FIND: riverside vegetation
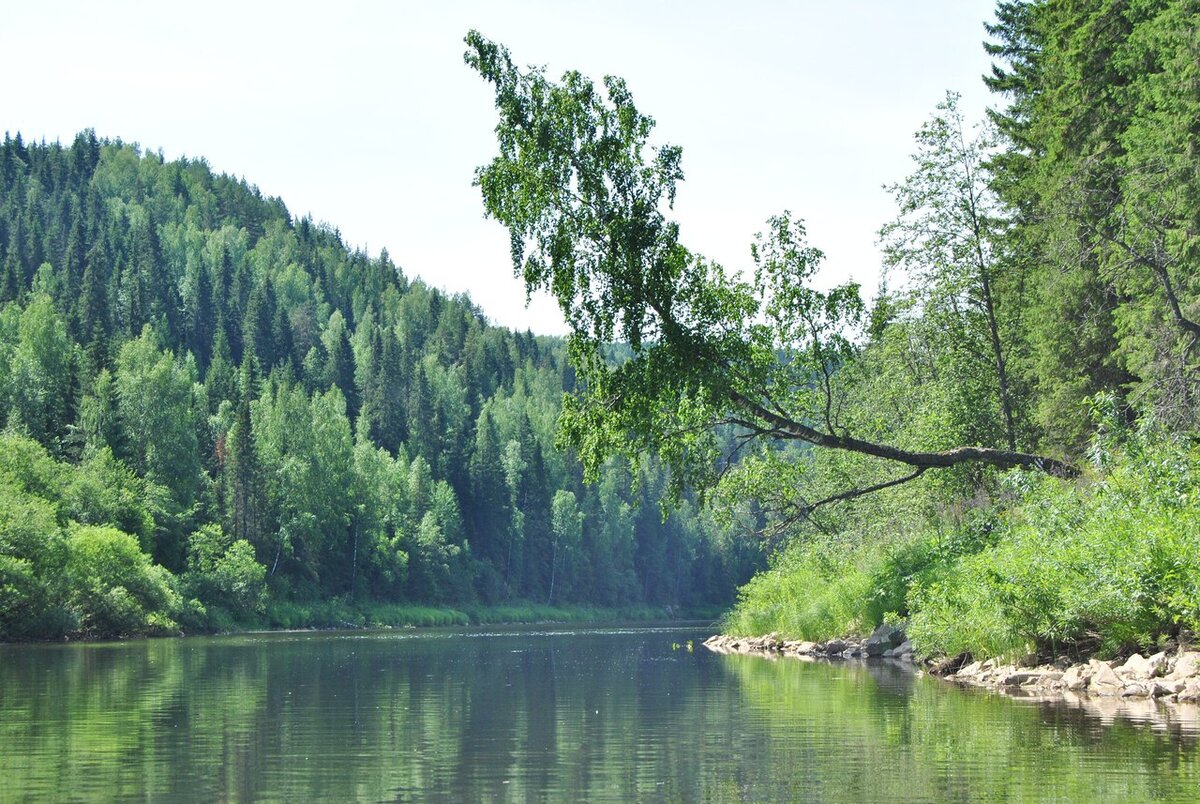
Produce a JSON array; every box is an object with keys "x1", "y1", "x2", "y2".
[
  {"x1": 716, "y1": 0, "x2": 1200, "y2": 666},
  {"x1": 0, "y1": 138, "x2": 759, "y2": 640},
  {"x1": 462, "y1": 0, "x2": 1200, "y2": 672},
  {"x1": 4, "y1": 0, "x2": 1200, "y2": 667}
]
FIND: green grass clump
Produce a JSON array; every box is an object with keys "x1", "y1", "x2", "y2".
[
  {"x1": 909, "y1": 432, "x2": 1200, "y2": 659},
  {"x1": 259, "y1": 599, "x2": 695, "y2": 632},
  {"x1": 727, "y1": 427, "x2": 1200, "y2": 662},
  {"x1": 721, "y1": 538, "x2": 926, "y2": 642}
]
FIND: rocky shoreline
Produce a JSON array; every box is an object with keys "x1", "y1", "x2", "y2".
[{"x1": 703, "y1": 626, "x2": 1200, "y2": 705}]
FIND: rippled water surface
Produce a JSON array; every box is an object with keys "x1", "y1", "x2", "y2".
[{"x1": 2, "y1": 625, "x2": 1199, "y2": 801}]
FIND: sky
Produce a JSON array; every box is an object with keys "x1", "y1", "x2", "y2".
[{"x1": 2, "y1": 1, "x2": 1000, "y2": 335}]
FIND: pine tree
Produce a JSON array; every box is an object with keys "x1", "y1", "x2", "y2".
[
  {"x1": 185, "y1": 255, "x2": 215, "y2": 370},
  {"x1": 225, "y1": 359, "x2": 265, "y2": 556}
]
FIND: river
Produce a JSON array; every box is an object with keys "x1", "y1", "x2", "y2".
[{"x1": 2, "y1": 624, "x2": 1198, "y2": 801}]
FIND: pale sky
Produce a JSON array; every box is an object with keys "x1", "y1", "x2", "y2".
[{"x1": 2, "y1": 1, "x2": 1000, "y2": 335}]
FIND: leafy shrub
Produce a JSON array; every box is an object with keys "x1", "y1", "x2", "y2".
[
  {"x1": 0, "y1": 480, "x2": 68, "y2": 639},
  {"x1": 63, "y1": 525, "x2": 181, "y2": 638},
  {"x1": 182, "y1": 524, "x2": 267, "y2": 618},
  {"x1": 908, "y1": 429, "x2": 1200, "y2": 659}
]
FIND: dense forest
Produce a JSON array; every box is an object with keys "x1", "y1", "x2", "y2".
[
  {"x1": 6, "y1": 0, "x2": 1200, "y2": 659},
  {"x1": 0, "y1": 129, "x2": 762, "y2": 640},
  {"x1": 464, "y1": 0, "x2": 1200, "y2": 662}
]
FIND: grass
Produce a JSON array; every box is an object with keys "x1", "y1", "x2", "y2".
[
  {"x1": 256, "y1": 598, "x2": 717, "y2": 633},
  {"x1": 723, "y1": 427, "x2": 1200, "y2": 662}
]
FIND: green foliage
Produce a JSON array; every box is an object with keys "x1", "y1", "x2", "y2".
[
  {"x1": 0, "y1": 127, "x2": 763, "y2": 640},
  {"x1": 63, "y1": 525, "x2": 182, "y2": 638},
  {"x1": 182, "y1": 524, "x2": 267, "y2": 618},
  {"x1": 4, "y1": 293, "x2": 75, "y2": 451},
  {"x1": 909, "y1": 429, "x2": 1200, "y2": 659},
  {"x1": 0, "y1": 478, "x2": 67, "y2": 639}
]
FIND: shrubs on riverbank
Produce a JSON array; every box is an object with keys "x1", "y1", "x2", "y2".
[
  {"x1": 724, "y1": 426, "x2": 1200, "y2": 662},
  {"x1": 0, "y1": 431, "x2": 709, "y2": 642}
]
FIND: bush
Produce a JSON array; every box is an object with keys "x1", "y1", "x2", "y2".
[
  {"x1": 182, "y1": 524, "x2": 267, "y2": 618},
  {"x1": 723, "y1": 428, "x2": 1200, "y2": 662},
  {"x1": 0, "y1": 481, "x2": 68, "y2": 639},
  {"x1": 908, "y1": 430, "x2": 1200, "y2": 659},
  {"x1": 722, "y1": 539, "x2": 895, "y2": 641},
  {"x1": 63, "y1": 525, "x2": 182, "y2": 638}
]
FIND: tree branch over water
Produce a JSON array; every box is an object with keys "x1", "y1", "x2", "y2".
[{"x1": 464, "y1": 31, "x2": 1077, "y2": 513}]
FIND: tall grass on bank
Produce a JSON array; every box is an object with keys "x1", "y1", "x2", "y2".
[
  {"x1": 262, "y1": 600, "x2": 714, "y2": 632},
  {"x1": 724, "y1": 427, "x2": 1200, "y2": 661}
]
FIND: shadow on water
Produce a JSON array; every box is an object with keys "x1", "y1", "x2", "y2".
[{"x1": 1, "y1": 626, "x2": 1198, "y2": 801}]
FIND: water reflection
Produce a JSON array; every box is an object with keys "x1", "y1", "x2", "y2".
[{"x1": 1, "y1": 626, "x2": 1197, "y2": 801}]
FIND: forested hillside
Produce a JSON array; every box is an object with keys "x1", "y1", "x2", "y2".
[
  {"x1": 0, "y1": 133, "x2": 761, "y2": 639},
  {"x1": 465, "y1": 0, "x2": 1200, "y2": 662}
]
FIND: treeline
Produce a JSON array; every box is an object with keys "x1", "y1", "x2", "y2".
[
  {"x1": 727, "y1": 0, "x2": 1200, "y2": 659},
  {"x1": 0, "y1": 132, "x2": 760, "y2": 639}
]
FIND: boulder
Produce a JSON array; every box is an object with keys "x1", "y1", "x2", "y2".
[
  {"x1": 957, "y1": 661, "x2": 984, "y2": 679},
  {"x1": 1167, "y1": 651, "x2": 1200, "y2": 681},
  {"x1": 1088, "y1": 661, "x2": 1123, "y2": 695},
  {"x1": 999, "y1": 671, "x2": 1028, "y2": 686},
  {"x1": 1118, "y1": 652, "x2": 1166, "y2": 680},
  {"x1": 1120, "y1": 683, "x2": 1151, "y2": 698},
  {"x1": 1150, "y1": 679, "x2": 1185, "y2": 697},
  {"x1": 930, "y1": 653, "x2": 971, "y2": 676},
  {"x1": 1061, "y1": 664, "x2": 1090, "y2": 691},
  {"x1": 1178, "y1": 679, "x2": 1200, "y2": 702},
  {"x1": 864, "y1": 623, "x2": 906, "y2": 657},
  {"x1": 822, "y1": 639, "x2": 847, "y2": 654}
]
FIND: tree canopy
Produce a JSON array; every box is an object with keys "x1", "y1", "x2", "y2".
[{"x1": 464, "y1": 30, "x2": 1076, "y2": 523}]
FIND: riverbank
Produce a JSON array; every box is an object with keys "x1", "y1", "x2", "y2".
[
  {"x1": 262, "y1": 600, "x2": 722, "y2": 632},
  {"x1": 703, "y1": 631, "x2": 1200, "y2": 705},
  {"x1": 5, "y1": 601, "x2": 724, "y2": 643}
]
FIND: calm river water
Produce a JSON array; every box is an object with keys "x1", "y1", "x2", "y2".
[{"x1": 2, "y1": 624, "x2": 1198, "y2": 801}]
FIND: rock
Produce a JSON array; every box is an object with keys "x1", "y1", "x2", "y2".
[
  {"x1": 1061, "y1": 664, "x2": 1091, "y2": 691},
  {"x1": 864, "y1": 623, "x2": 906, "y2": 657},
  {"x1": 1089, "y1": 661, "x2": 1124, "y2": 695},
  {"x1": 1178, "y1": 679, "x2": 1200, "y2": 702},
  {"x1": 1118, "y1": 653, "x2": 1149, "y2": 678},
  {"x1": 823, "y1": 639, "x2": 846, "y2": 655},
  {"x1": 1004, "y1": 670, "x2": 1063, "y2": 687},
  {"x1": 1118, "y1": 652, "x2": 1166, "y2": 680},
  {"x1": 1120, "y1": 683, "x2": 1150, "y2": 698},
  {"x1": 1001, "y1": 671, "x2": 1037, "y2": 686},
  {"x1": 957, "y1": 661, "x2": 983, "y2": 679},
  {"x1": 895, "y1": 640, "x2": 913, "y2": 654},
  {"x1": 930, "y1": 653, "x2": 971, "y2": 677},
  {"x1": 1167, "y1": 651, "x2": 1200, "y2": 681},
  {"x1": 1150, "y1": 679, "x2": 1185, "y2": 697},
  {"x1": 882, "y1": 648, "x2": 896, "y2": 658}
]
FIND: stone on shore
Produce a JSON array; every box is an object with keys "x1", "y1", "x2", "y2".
[
  {"x1": 1118, "y1": 652, "x2": 1166, "y2": 680},
  {"x1": 1089, "y1": 661, "x2": 1124, "y2": 695},
  {"x1": 864, "y1": 623, "x2": 906, "y2": 657},
  {"x1": 1061, "y1": 664, "x2": 1091, "y2": 691},
  {"x1": 1167, "y1": 651, "x2": 1200, "y2": 681},
  {"x1": 705, "y1": 632, "x2": 1200, "y2": 709}
]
